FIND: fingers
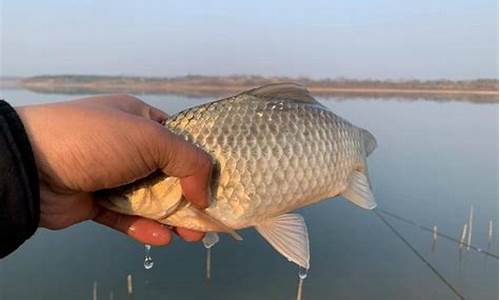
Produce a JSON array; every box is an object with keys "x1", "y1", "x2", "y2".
[
  {"x1": 75, "y1": 94, "x2": 168, "y2": 123},
  {"x1": 180, "y1": 165, "x2": 212, "y2": 209},
  {"x1": 92, "y1": 205, "x2": 204, "y2": 244},
  {"x1": 74, "y1": 94, "x2": 212, "y2": 237},
  {"x1": 147, "y1": 107, "x2": 168, "y2": 123},
  {"x1": 175, "y1": 227, "x2": 205, "y2": 242},
  {"x1": 92, "y1": 207, "x2": 172, "y2": 246},
  {"x1": 155, "y1": 130, "x2": 213, "y2": 209}
]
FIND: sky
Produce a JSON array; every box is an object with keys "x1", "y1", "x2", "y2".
[{"x1": 0, "y1": 0, "x2": 498, "y2": 79}]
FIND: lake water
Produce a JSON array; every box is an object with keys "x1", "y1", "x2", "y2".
[{"x1": 0, "y1": 89, "x2": 498, "y2": 300}]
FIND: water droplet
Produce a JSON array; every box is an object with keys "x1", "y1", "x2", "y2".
[
  {"x1": 206, "y1": 247, "x2": 212, "y2": 280},
  {"x1": 298, "y1": 267, "x2": 308, "y2": 280},
  {"x1": 296, "y1": 267, "x2": 309, "y2": 300},
  {"x1": 202, "y1": 233, "x2": 219, "y2": 280},
  {"x1": 144, "y1": 244, "x2": 154, "y2": 270},
  {"x1": 203, "y1": 232, "x2": 220, "y2": 249},
  {"x1": 144, "y1": 256, "x2": 154, "y2": 269}
]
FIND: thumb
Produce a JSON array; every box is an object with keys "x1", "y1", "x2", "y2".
[{"x1": 153, "y1": 126, "x2": 213, "y2": 209}]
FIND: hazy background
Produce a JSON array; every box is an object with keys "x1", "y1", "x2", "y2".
[{"x1": 1, "y1": 0, "x2": 498, "y2": 80}]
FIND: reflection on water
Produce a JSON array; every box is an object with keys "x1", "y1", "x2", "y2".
[{"x1": 0, "y1": 89, "x2": 498, "y2": 300}]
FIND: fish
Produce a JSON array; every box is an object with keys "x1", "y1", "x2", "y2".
[{"x1": 101, "y1": 83, "x2": 377, "y2": 270}]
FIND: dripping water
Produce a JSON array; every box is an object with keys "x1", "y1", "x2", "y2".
[
  {"x1": 296, "y1": 267, "x2": 308, "y2": 300},
  {"x1": 206, "y1": 247, "x2": 212, "y2": 280},
  {"x1": 203, "y1": 232, "x2": 220, "y2": 280},
  {"x1": 144, "y1": 244, "x2": 154, "y2": 270}
]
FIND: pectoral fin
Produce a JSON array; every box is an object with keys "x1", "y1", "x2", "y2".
[
  {"x1": 255, "y1": 213, "x2": 310, "y2": 270},
  {"x1": 341, "y1": 170, "x2": 377, "y2": 209}
]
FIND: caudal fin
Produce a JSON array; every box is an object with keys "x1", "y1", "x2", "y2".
[{"x1": 361, "y1": 129, "x2": 377, "y2": 156}]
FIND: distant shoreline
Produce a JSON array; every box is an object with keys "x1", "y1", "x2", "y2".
[{"x1": 3, "y1": 75, "x2": 499, "y2": 102}]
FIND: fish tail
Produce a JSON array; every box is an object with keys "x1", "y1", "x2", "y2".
[{"x1": 360, "y1": 128, "x2": 377, "y2": 156}]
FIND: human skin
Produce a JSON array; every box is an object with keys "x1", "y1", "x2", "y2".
[{"x1": 15, "y1": 95, "x2": 212, "y2": 245}]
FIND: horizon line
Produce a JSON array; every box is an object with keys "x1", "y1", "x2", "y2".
[{"x1": 1, "y1": 74, "x2": 499, "y2": 82}]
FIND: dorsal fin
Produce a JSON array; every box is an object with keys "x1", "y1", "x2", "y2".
[{"x1": 245, "y1": 82, "x2": 319, "y2": 104}]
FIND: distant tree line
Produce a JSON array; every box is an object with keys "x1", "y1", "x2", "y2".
[{"x1": 23, "y1": 75, "x2": 498, "y2": 91}]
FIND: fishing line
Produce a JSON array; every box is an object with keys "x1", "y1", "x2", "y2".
[
  {"x1": 373, "y1": 209, "x2": 466, "y2": 300},
  {"x1": 377, "y1": 208, "x2": 498, "y2": 259}
]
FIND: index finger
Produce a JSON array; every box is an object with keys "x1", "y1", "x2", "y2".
[{"x1": 74, "y1": 94, "x2": 169, "y2": 123}]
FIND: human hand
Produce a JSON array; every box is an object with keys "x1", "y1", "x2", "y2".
[{"x1": 15, "y1": 95, "x2": 212, "y2": 245}]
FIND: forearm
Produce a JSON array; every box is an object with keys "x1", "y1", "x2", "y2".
[{"x1": 0, "y1": 100, "x2": 40, "y2": 258}]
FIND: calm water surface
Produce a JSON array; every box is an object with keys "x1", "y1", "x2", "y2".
[{"x1": 0, "y1": 89, "x2": 498, "y2": 300}]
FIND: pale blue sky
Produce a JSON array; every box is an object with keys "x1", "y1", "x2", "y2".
[{"x1": 1, "y1": 0, "x2": 498, "y2": 79}]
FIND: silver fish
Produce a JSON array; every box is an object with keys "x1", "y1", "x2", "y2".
[{"x1": 102, "y1": 83, "x2": 377, "y2": 269}]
